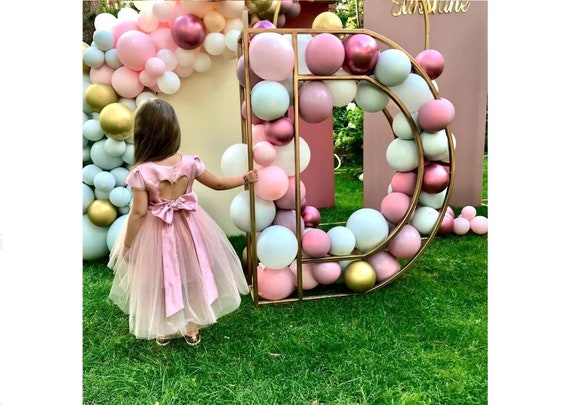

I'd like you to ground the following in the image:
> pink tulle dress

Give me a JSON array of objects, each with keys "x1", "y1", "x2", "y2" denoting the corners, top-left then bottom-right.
[{"x1": 108, "y1": 155, "x2": 250, "y2": 340}]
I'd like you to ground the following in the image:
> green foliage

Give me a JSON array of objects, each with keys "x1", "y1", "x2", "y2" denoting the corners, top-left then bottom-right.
[
  {"x1": 333, "y1": 103, "x2": 364, "y2": 167},
  {"x1": 333, "y1": 0, "x2": 364, "y2": 28}
]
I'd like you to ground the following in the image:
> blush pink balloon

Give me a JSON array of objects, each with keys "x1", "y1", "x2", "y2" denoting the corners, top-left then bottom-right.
[
  {"x1": 415, "y1": 49, "x2": 445, "y2": 80},
  {"x1": 302, "y1": 228, "x2": 331, "y2": 258},
  {"x1": 366, "y1": 250, "x2": 401, "y2": 282},
  {"x1": 380, "y1": 192, "x2": 411, "y2": 224},
  {"x1": 453, "y1": 217, "x2": 470, "y2": 235},
  {"x1": 390, "y1": 171, "x2": 418, "y2": 196},
  {"x1": 437, "y1": 213, "x2": 455, "y2": 236},
  {"x1": 417, "y1": 98, "x2": 455, "y2": 132},
  {"x1": 275, "y1": 177, "x2": 306, "y2": 209},
  {"x1": 253, "y1": 141, "x2": 277, "y2": 166},
  {"x1": 290, "y1": 261, "x2": 318, "y2": 290},
  {"x1": 422, "y1": 163, "x2": 450, "y2": 194},
  {"x1": 236, "y1": 55, "x2": 262, "y2": 89},
  {"x1": 311, "y1": 261, "x2": 342, "y2": 285},
  {"x1": 461, "y1": 205, "x2": 477, "y2": 221},
  {"x1": 249, "y1": 32, "x2": 295, "y2": 81},
  {"x1": 116, "y1": 30, "x2": 156, "y2": 71},
  {"x1": 111, "y1": 66, "x2": 144, "y2": 98},
  {"x1": 470, "y1": 216, "x2": 488, "y2": 235},
  {"x1": 89, "y1": 64, "x2": 114, "y2": 85},
  {"x1": 171, "y1": 14, "x2": 206, "y2": 50},
  {"x1": 272, "y1": 209, "x2": 304, "y2": 235},
  {"x1": 252, "y1": 20, "x2": 276, "y2": 29},
  {"x1": 302, "y1": 205, "x2": 321, "y2": 228},
  {"x1": 144, "y1": 56, "x2": 166, "y2": 77},
  {"x1": 305, "y1": 33, "x2": 345, "y2": 76},
  {"x1": 150, "y1": 27, "x2": 178, "y2": 52},
  {"x1": 299, "y1": 81, "x2": 333, "y2": 124},
  {"x1": 112, "y1": 21, "x2": 139, "y2": 47},
  {"x1": 265, "y1": 117, "x2": 294, "y2": 146},
  {"x1": 342, "y1": 33, "x2": 379, "y2": 75},
  {"x1": 257, "y1": 266, "x2": 296, "y2": 301},
  {"x1": 388, "y1": 224, "x2": 422, "y2": 259},
  {"x1": 255, "y1": 165, "x2": 289, "y2": 201}
]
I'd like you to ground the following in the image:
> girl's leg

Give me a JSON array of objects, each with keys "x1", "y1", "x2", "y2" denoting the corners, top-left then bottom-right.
[{"x1": 184, "y1": 322, "x2": 201, "y2": 346}]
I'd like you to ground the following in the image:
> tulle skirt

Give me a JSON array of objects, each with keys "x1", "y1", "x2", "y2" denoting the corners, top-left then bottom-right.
[{"x1": 108, "y1": 206, "x2": 250, "y2": 340}]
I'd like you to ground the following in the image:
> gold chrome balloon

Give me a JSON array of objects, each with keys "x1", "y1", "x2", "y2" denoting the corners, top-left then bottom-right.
[
  {"x1": 83, "y1": 42, "x2": 91, "y2": 74},
  {"x1": 87, "y1": 199, "x2": 117, "y2": 227},
  {"x1": 343, "y1": 260, "x2": 376, "y2": 292},
  {"x1": 84, "y1": 83, "x2": 118, "y2": 113},
  {"x1": 98, "y1": 102, "x2": 134, "y2": 141},
  {"x1": 246, "y1": 0, "x2": 273, "y2": 15},
  {"x1": 312, "y1": 11, "x2": 344, "y2": 30}
]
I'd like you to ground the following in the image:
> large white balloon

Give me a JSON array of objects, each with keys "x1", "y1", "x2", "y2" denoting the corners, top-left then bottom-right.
[
  {"x1": 346, "y1": 208, "x2": 389, "y2": 252},
  {"x1": 374, "y1": 48, "x2": 411, "y2": 87},
  {"x1": 355, "y1": 80, "x2": 389, "y2": 112},
  {"x1": 411, "y1": 206, "x2": 440, "y2": 235},
  {"x1": 273, "y1": 137, "x2": 311, "y2": 176},
  {"x1": 257, "y1": 225, "x2": 298, "y2": 269},
  {"x1": 385, "y1": 138, "x2": 419, "y2": 172},
  {"x1": 221, "y1": 143, "x2": 249, "y2": 177},
  {"x1": 390, "y1": 73, "x2": 435, "y2": 113},
  {"x1": 230, "y1": 191, "x2": 276, "y2": 232}
]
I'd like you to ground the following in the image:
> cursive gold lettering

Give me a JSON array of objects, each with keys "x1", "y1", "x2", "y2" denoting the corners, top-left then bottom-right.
[{"x1": 391, "y1": 0, "x2": 471, "y2": 16}]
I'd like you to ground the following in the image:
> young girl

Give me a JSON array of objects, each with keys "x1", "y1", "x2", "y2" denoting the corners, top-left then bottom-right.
[{"x1": 108, "y1": 98, "x2": 257, "y2": 347}]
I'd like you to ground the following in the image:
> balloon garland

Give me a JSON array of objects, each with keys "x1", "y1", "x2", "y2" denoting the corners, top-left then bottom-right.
[
  {"x1": 82, "y1": 1, "x2": 303, "y2": 261},
  {"x1": 230, "y1": 13, "x2": 464, "y2": 303}
]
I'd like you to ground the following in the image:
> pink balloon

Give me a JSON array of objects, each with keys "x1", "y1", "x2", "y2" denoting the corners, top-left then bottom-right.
[
  {"x1": 302, "y1": 228, "x2": 331, "y2": 258},
  {"x1": 116, "y1": 30, "x2": 156, "y2": 71},
  {"x1": 255, "y1": 165, "x2": 289, "y2": 201},
  {"x1": 298, "y1": 81, "x2": 333, "y2": 124},
  {"x1": 289, "y1": 261, "x2": 318, "y2": 290},
  {"x1": 111, "y1": 21, "x2": 139, "y2": 47},
  {"x1": 257, "y1": 266, "x2": 296, "y2": 301},
  {"x1": 251, "y1": 123, "x2": 268, "y2": 143},
  {"x1": 311, "y1": 261, "x2": 342, "y2": 285},
  {"x1": 265, "y1": 117, "x2": 294, "y2": 146},
  {"x1": 150, "y1": 27, "x2": 178, "y2": 52},
  {"x1": 342, "y1": 34, "x2": 379, "y2": 75},
  {"x1": 305, "y1": 33, "x2": 345, "y2": 76},
  {"x1": 453, "y1": 217, "x2": 470, "y2": 235},
  {"x1": 249, "y1": 32, "x2": 295, "y2": 81},
  {"x1": 437, "y1": 213, "x2": 455, "y2": 236},
  {"x1": 422, "y1": 163, "x2": 450, "y2": 194},
  {"x1": 111, "y1": 66, "x2": 144, "y2": 98},
  {"x1": 302, "y1": 205, "x2": 321, "y2": 228},
  {"x1": 275, "y1": 177, "x2": 306, "y2": 209},
  {"x1": 366, "y1": 250, "x2": 401, "y2": 282},
  {"x1": 417, "y1": 98, "x2": 455, "y2": 132},
  {"x1": 415, "y1": 49, "x2": 445, "y2": 80},
  {"x1": 171, "y1": 14, "x2": 206, "y2": 50},
  {"x1": 89, "y1": 64, "x2": 114, "y2": 85},
  {"x1": 236, "y1": 55, "x2": 262, "y2": 89},
  {"x1": 252, "y1": 20, "x2": 275, "y2": 29},
  {"x1": 380, "y1": 192, "x2": 411, "y2": 224},
  {"x1": 388, "y1": 224, "x2": 422, "y2": 259},
  {"x1": 470, "y1": 216, "x2": 488, "y2": 235},
  {"x1": 253, "y1": 140, "x2": 277, "y2": 166},
  {"x1": 461, "y1": 205, "x2": 477, "y2": 221},
  {"x1": 144, "y1": 56, "x2": 166, "y2": 77},
  {"x1": 139, "y1": 70, "x2": 157, "y2": 88},
  {"x1": 390, "y1": 171, "x2": 417, "y2": 196},
  {"x1": 272, "y1": 209, "x2": 304, "y2": 235}
]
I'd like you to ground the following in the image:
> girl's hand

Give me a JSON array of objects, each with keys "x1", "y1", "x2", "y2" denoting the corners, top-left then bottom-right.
[{"x1": 243, "y1": 169, "x2": 258, "y2": 184}]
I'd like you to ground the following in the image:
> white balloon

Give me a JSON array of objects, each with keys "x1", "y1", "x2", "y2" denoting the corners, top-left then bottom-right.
[
  {"x1": 216, "y1": 1, "x2": 245, "y2": 18},
  {"x1": 175, "y1": 47, "x2": 198, "y2": 67},
  {"x1": 392, "y1": 110, "x2": 420, "y2": 140},
  {"x1": 327, "y1": 226, "x2": 356, "y2": 256},
  {"x1": 156, "y1": 49, "x2": 178, "y2": 71},
  {"x1": 273, "y1": 137, "x2": 311, "y2": 176},
  {"x1": 325, "y1": 71, "x2": 358, "y2": 107},
  {"x1": 374, "y1": 48, "x2": 411, "y2": 87},
  {"x1": 420, "y1": 129, "x2": 448, "y2": 160},
  {"x1": 390, "y1": 73, "x2": 435, "y2": 113},
  {"x1": 224, "y1": 29, "x2": 242, "y2": 53},
  {"x1": 193, "y1": 52, "x2": 212, "y2": 73},
  {"x1": 385, "y1": 138, "x2": 419, "y2": 172},
  {"x1": 117, "y1": 7, "x2": 139, "y2": 22},
  {"x1": 419, "y1": 189, "x2": 447, "y2": 209},
  {"x1": 346, "y1": 208, "x2": 389, "y2": 252},
  {"x1": 411, "y1": 206, "x2": 440, "y2": 235},
  {"x1": 257, "y1": 225, "x2": 298, "y2": 269},
  {"x1": 157, "y1": 71, "x2": 181, "y2": 95},
  {"x1": 136, "y1": 91, "x2": 157, "y2": 107},
  {"x1": 94, "y1": 13, "x2": 117, "y2": 31},
  {"x1": 221, "y1": 143, "x2": 249, "y2": 177},
  {"x1": 230, "y1": 190, "x2": 276, "y2": 232},
  {"x1": 250, "y1": 81, "x2": 290, "y2": 121},
  {"x1": 355, "y1": 80, "x2": 389, "y2": 112}
]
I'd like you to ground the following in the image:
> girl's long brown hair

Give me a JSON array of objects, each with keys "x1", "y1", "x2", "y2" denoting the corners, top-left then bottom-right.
[{"x1": 132, "y1": 98, "x2": 181, "y2": 166}]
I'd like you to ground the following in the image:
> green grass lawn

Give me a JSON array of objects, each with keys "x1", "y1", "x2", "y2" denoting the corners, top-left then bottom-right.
[{"x1": 83, "y1": 159, "x2": 487, "y2": 404}]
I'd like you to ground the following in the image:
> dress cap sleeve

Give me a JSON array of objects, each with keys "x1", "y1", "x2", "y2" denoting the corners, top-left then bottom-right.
[
  {"x1": 194, "y1": 156, "x2": 206, "y2": 176},
  {"x1": 125, "y1": 168, "x2": 145, "y2": 190}
]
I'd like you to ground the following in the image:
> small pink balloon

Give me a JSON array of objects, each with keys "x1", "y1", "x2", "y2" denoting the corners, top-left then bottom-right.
[
  {"x1": 422, "y1": 163, "x2": 450, "y2": 194},
  {"x1": 253, "y1": 140, "x2": 277, "y2": 166},
  {"x1": 257, "y1": 266, "x2": 296, "y2": 301},
  {"x1": 470, "y1": 216, "x2": 488, "y2": 235},
  {"x1": 417, "y1": 98, "x2": 455, "y2": 133},
  {"x1": 380, "y1": 192, "x2": 411, "y2": 224},
  {"x1": 150, "y1": 26, "x2": 178, "y2": 52},
  {"x1": 415, "y1": 49, "x2": 445, "y2": 80},
  {"x1": 275, "y1": 177, "x2": 306, "y2": 210},
  {"x1": 311, "y1": 261, "x2": 342, "y2": 285},
  {"x1": 453, "y1": 217, "x2": 471, "y2": 235},
  {"x1": 290, "y1": 261, "x2": 318, "y2": 290},
  {"x1": 115, "y1": 30, "x2": 156, "y2": 71},
  {"x1": 111, "y1": 21, "x2": 139, "y2": 47},
  {"x1": 305, "y1": 33, "x2": 345, "y2": 76},
  {"x1": 388, "y1": 224, "x2": 422, "y2": 259},
  {"x1": 272, "y1": 209, "x2": 304, "y2": 235},
  {"x1": 390, "y1": 171, "x2": 417, "y2": 196},
  {"x1": 89, "y1": 64, "x2": 114, "y2": 85},
  {"x1": 255, "y1": 165, "x2": 289, "y2": 201},
  {"x1": 265, "y1": 117, "x2": 294, "y2": 146},
  {"x1": 461, "y1": 205, "x2": 477, "y2": 221},
  {"x1": 302, "y1": 228, "x2": 331, "y2": 258},
  {"x1": 144, "y1": 56, "x2": 166, "y2": 77},
  {"x1": 446, "y1": 206, "x2": 455, "y2": 218},
  {"x1": 437, "y1": 213, "x2": 455, "y2": 236},
  {"x1": 366, "y1": 250, "x2": 400, "y2": 282},
  {"x1": 342, "y1": 33, "x2": 379, "y2": 75},
  {"x1": 302, "y1": 205, "x2": 321, "y2": 228},
  {"x1": 299, "y1": 81, "x2": 333, "y2": 124},
  {"x1": 249, "y1": 32, "x2": 295, "y2": 81},
  {"x1": 111, "y1": 66, "x2": 144, "y2": 98},
  {"x1": 171, "y1": 14, "x2": 206, "y2": 50},
  {"x1": 252, "y1": 20, "x2": 276, "y2": 29}
]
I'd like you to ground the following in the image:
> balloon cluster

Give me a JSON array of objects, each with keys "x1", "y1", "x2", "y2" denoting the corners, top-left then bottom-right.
[
  {"x1": 437, "y1": 205, "x2": 488, "y2": 236},
  {"x1": 246, "y1": 0, "x2": 302, "y2": 27},
  {"x1": 229, "y1": 13, "x2": 457, "y2": 300}
]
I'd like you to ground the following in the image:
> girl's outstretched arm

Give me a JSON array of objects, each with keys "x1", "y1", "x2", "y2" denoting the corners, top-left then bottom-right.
[
  {"x1": 124, "y1": 188, "x2": 148, "y2": 250},
  {"x1": 196, "y1": 168, "x2": 257, "y2": 191}
]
